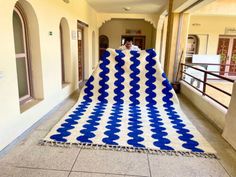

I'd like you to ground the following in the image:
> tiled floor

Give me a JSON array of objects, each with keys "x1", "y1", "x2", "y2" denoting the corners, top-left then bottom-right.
[{"x1": 0, "y1": 91, "x2": 236, "y2": 177}]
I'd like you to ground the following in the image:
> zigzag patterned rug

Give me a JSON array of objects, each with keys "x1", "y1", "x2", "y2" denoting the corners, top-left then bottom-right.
[{"x1": 42, "y1": 48, "x2": 216, "y2": 158}]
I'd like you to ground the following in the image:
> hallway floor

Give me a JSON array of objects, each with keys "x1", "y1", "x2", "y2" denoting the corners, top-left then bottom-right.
[{"x1": 0, "y1": 91, "x2": 236, "y2": 177}]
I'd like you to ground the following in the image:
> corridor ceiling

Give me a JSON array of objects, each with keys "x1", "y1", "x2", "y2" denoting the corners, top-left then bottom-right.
[
  {"x1": 87, "y1": 0, "x2": 167, "y2": 14},
  {"x1": 193, "y1": 0, "x2": 236, "y2": 16}
]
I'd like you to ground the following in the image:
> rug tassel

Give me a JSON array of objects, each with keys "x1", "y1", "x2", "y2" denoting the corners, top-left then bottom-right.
[{"x1": 38, "y1": 140, "x2": 217, "y2": 159}]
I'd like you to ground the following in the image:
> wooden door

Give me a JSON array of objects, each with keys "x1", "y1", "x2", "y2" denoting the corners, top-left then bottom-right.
[
  {"x1": 133, "y1": 36, "x2": 145, "y2": 50},
  {"x1": 121, "y1": 35, "x2": 146, "y2": 49},
  {"x1": 77, "y1": 25, "x2": 84, "y2": 82},
  {"x1": 229, "y1": 38, "x2": 236, "y2": 76},
  {"x1": 217, "y1": 38, "x2": 230, "y2": 75},
  {"x1": 99, "y1": 35, "x2": 109, "y2": 59}
]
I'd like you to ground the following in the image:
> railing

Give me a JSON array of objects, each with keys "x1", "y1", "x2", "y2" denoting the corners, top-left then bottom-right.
[
  {"x1": 189, "y1": 63, "x2": 236, "y2": 75},
  {"x1": 180, "y1": 63, "x2": 235, "y2": 109}
]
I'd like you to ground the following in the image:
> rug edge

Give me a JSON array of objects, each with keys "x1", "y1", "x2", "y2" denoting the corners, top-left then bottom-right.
[{"x1": 39, "y1": 139, "x2": 218, "y2": 159}]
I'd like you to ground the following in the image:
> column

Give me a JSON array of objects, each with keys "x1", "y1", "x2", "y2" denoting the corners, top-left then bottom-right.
[{"x1": 222, "y1": 81, "x2": 236, "y2": 150}]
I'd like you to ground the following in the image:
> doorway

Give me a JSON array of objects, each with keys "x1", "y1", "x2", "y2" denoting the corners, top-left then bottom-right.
[
  {"x1": 217, "y1": 36, "x2": 236, "y2": 76},
  {"x1": 77, "y1": 21, "x2": 85, "y2": 83},
  {"x1": 186, "y1": 35, "x2": 199, "y2": 63},
  {"x1": 99, "y1": 35, "x2": 109, "y2": 59}
]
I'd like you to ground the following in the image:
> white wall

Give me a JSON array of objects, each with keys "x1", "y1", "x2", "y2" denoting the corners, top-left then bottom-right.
[
  {"x1": 188, "y1": 15, "x2": 236, "y2": 55},
  {"x1": 180, "y1": 81, "x2": 227, "y2": 130},
  {"x1": 223, "y1": 81, "x2": 236, "y2": 150},
  {"x1": 0, "y1": 0, "x2": 98, "y2": 151},
  {"x1": 99, "y1": 19, "x2": 156, "y2": 49}
]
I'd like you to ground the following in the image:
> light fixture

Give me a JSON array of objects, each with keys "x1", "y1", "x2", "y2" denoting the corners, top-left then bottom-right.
[
  {"x1": 63, "y1": 0, "x2": 70, "y2": 3},
  {"x1": 123, "y1": 7, "x2": 131, "y2": 11},
  {"x1": 192, "y1": 23, "x2": 201, "y2": 26}
]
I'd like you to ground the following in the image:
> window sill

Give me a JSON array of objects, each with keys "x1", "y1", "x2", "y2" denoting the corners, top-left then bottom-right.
[{"x1": 20, "y1": 98, "x2": 42, "y2": 113}]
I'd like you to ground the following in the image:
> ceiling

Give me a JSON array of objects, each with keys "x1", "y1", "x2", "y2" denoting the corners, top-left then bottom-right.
[
  {"x1": 87, "y1": 0, "x2": 167, "y2": 14},
  {"x1": 192, "y1": 0, "x2": 236, "y2": 16}
]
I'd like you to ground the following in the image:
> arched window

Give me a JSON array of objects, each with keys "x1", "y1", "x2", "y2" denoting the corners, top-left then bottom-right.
[
  {"x1": 186, "y1": 35, "x2": 199, "y2": 61},
  {"x1": 59, "y1": 23, "x2": 65, "y2": 84},
  {"x1": 59, "y1": 18, "x2": 71, "y2": 86},
  {"x1": 13, "y1": 1, "x2": 44, "y2": 109},
  {"x1": 13, "y1": 5, "x2": 32, "y2": 104}
]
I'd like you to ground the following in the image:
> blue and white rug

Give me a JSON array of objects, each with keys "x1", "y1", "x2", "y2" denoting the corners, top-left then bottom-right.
[{"x1": 43, "y1": 48, "x2": 216, "y2": 158}]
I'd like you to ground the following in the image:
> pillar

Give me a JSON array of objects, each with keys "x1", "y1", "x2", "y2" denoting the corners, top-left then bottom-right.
[
  {"x1": 173, "y1": 13, "x2": 190, "y2": 82},
  {"x1": 164, "y1": 0, "x2": 180, "y2": 82},
  {"x1": 222, "y1": 81, "x2": 236, "y2": 150}
]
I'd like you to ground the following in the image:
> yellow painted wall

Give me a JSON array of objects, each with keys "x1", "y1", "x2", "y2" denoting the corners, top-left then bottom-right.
[
  {"x1": 99, "y1": 19, "x2": 156, "y2": 49},
  {"x1": 97, "y1": 13, "x2": 159, "y2": 29},
  {"x1": 0, "y1": 0, "x2": 98, "y2": 151},
  {"x1": 189, "y1": 15, "x2": 236, "y2": 55}
]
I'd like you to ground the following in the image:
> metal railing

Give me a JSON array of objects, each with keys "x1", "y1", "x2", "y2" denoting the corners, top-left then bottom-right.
[
  {"x1": 180, "y1": 63, "x2": 235, "y2": 109},
  {"x1": 189, "y1": 63, "x2": 236, "y2": 75}
]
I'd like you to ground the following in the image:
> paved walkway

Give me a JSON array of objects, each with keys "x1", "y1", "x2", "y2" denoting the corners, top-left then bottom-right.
[{"x1": 0, "y1": 92, "x2": 235, "y2": 177}]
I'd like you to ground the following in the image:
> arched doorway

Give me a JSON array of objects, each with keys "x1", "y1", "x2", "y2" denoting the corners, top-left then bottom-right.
[
  {"x1": 99, "y1": 35, "x2": 109, "y2": 59},
  {"x1": 186, "y1": 35, "x2": 199, "y2": 63}
]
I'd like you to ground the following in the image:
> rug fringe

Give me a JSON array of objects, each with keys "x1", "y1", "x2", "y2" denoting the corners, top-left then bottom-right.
[{"x1": 39, "y1": 140, "x2": 217, "y2": 159}]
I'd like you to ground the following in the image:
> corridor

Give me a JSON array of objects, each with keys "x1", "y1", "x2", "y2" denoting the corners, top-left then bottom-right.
[{"x1": 0, "y1": 92, "x2": 235, "y2": 177}]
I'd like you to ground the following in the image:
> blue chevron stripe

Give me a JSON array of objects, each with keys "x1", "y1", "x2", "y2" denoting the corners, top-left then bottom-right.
[
  {"x1": 77, "y1": 50, "x2": 111, "y2": 143},
  {"x1": 102, "y1": 104, "x2": 122, "y2": 145},
  {"x1": 98, "y1": 50, "x2": 110, "y2": 103},
  {"x1": 127, "y1": 105, "x2": 144, "y2": 147},
  {"x1": 145, "y1": 49, "x2": 157, "y2": 105},
  {"x1": 50, "y1": 76, "x2": 94, "y2": 142},
  {"x1": 113, "y1": 50, "x2": 125, "y2": 104},
  {"x1": 129, "y1": 50, "x2": 140, "y2": 105},
  {"x1": 147, "y1": 105, "x2": 173, "y2": 150},
  {"x1": 127, "y1": 50, "x2": 144, "y2": 147},
  {"x1": 144, "y1": 50, "x2": 173, "y2": 150},
  {"x1": 103, "y1": 50, "x2": 125, "y2": 144},
  {"x1": 77, "y1": 102, "x2": 106, "y2": 143},
  {"x1": 162, "y1": 72, "x2": 204, "y2": 152}
]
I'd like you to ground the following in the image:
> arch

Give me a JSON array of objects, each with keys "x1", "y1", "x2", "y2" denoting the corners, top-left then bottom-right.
[
  {"x1": 98, "y1": 16, "x2": 158, "y2": 29},
  {"x1": 59, "y1": 17, "x2": 71, "y2": 85},
  {"x1": 99, "y1": 35, "x2": 109, "y2": 59},
  {"x1": 13, "y1": 0, "x2": 44, "y2": 104},
  {"x1": 99, "y1": 35, "x2": 109, "y2": 48},
  {"x1": 99, "y1": 19, "x2": 156, "y2": 50},
  {"x1": 186, "y1": 34, "x2": 199, "y2": 62}
]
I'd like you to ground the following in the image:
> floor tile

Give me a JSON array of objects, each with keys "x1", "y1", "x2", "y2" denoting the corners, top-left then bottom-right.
[
  {"x1": 0, "y1": 145, "x2": 80, "y2": 170},
  {"x1": 217, "y1": 148, "x2": 236, "y2": 177},
  {"x1": 148, "y1": 155, "x2": 230, "y2": 177},
  {"x1": 69, "y1": 171, "x2": 124, "y2": 177},
  {"x1": 0, "y1": 93, "x2": 236, "y2": 177},
  {"x1": 0, "y1": 166, "x2": 69, "y2": 177},
  {"x1": 72, "y1": 149, "x2": 150, "y2": 176},
  {"x1": 36, "y1": 111, "x2": 68, "y2": 131}
]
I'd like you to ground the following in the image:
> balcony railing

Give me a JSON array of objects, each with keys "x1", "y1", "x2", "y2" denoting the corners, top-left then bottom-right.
[{"x1": 180, "y1": 63, "x2": 235, "y2": 109}]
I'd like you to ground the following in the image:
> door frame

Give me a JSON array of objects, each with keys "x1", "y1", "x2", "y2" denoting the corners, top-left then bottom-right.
[
  {"x1": 77, "y1": 24, "x2": 84, "y2": 83},
  {"x1": 121, "y1": 35, "x2": 146, "y2": 49},
  {"x1": 217, "y1": 35, "x2": 236, "y2": 76}
]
